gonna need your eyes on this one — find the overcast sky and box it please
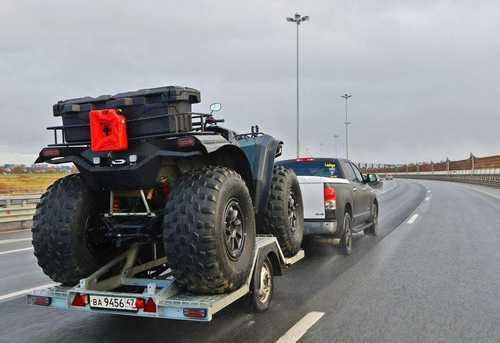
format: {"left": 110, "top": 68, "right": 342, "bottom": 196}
{"left": 1, "top": 0, "right": 499, "bottom": 165}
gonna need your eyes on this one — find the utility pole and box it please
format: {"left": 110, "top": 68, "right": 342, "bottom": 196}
{"left": 287, "top": 13, "right": 309, "bottom": 158}
{"left": 333, "top": 134, "right": 340, "bottom": 157}
{"left": 341, "top": 93, "right": 352, "bottom": 159}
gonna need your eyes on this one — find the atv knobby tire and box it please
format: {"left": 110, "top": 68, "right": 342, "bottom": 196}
{"left": 32, "top": 174, "right": 112, "bottom": 286}
{"left": 262, "top": 166, "right": 304, "bottom": 257}
{"left": 163, "top": 166, "right": 256, "bottom": 294}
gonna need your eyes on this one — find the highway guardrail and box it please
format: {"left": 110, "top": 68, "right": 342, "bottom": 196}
{"left": 0, "top": 194, "right": 41, "bottom": 228}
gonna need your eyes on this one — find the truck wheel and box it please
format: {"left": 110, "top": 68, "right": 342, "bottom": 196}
{"left": 364, "top": 202, "right": 378, "bottom": 236}
{"left": 32, "top": 174, "right": 112, "bottom": 285}
{"left": 163, "top": 166, "right": 256, "bottom": 294}
{"left": 249, "top": 254, "right": 274, "bottom": 313}
{"left": 340, "top": 212, "right": 353, "bottom": 255}
{"left": 262, "top": 166, "right": 304, "bottom": 257}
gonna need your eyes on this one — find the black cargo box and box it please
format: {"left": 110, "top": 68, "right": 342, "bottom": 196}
{"left": 53, "top": 86, "right": 201, "bottom": 143}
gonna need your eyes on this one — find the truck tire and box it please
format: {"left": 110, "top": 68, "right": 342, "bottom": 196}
{"left": 364, "top": 201, "right": 378, "bottom": 235}
{"left": 163, "top": 166, "right": 256, "bottom": 294}
{"left": 262, "top": 166, "right": 304, "bottom": 257}
{"left": 32, "top": 174, "right": 112, "bottom": 285}
{"left": 340, "top": 211, "right": 353, "bottom": 255}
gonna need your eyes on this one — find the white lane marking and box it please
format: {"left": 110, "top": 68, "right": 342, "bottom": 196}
{"left": 0, "top": 283, "right": 58, "bottom": 302}
{"left": 0, "top": 238, "right": 31, "bottom": 245}
{"left": 0, "top": 247, "right": 33, "bottom": 255}
{"left": 425, "top": 196, "right": 431, "bottom": 201}
{"left": 276, "top": 311, "right": 325, "bottom": 343}
{"left": 407, "top": 214, "right": 419, "bottom": 224}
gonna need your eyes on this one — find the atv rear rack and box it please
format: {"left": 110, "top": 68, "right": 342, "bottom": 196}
{"left": 47, "top": 112, "right": 222, "bottom": 147}
{"left": 27, "top": 236, "right": 304, "bottom": 322}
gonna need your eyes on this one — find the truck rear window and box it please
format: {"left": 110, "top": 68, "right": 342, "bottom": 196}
{"left": 279, "top": 159, "right": 341, "bottom": 178}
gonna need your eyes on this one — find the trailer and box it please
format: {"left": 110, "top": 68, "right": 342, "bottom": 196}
{"left": 27, "top": 236, "right": 304, "bottom": 322}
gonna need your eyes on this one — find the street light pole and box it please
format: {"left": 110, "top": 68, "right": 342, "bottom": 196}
{"left": 333, "top": 134, "right": 340, "bottom": 157}
{"left": 341, "top": 93, "right": 352, "bottom": 159}
{"left": 287, "top": 13, "right": 309, "bottom": 158}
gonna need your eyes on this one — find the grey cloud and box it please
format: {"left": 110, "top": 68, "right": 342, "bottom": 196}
{"left": 1, "top": 0, "right": 499, "bottom": 164}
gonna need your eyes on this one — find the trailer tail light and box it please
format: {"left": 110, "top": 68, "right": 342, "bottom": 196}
{"left": 90, "top": 109, "right": 128, "bottom": 152}
{"left": 71, "top": 293, "right": 89, "bottom": 307}
{"left": 135, "top": 298, "right": 145, "bottom": 309}
{"left": 29, "top": 295, "right": 51, "bottom": 306}
{"left": 324, "top": 184, "right": 336, "bottom": 210}
{"left": 183, "top": 308, "right": 207, "bottom": 319}
{"left": 143, "top": 298, "right": 157, "bottom": 313}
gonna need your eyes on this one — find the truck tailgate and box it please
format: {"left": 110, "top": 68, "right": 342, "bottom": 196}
{"left": 298, "top": 177, "right": 325, "bottom": 219}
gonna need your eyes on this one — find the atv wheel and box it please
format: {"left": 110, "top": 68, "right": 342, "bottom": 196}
{"left": 32, "top": 174, "right": 112, "bottom": 285}
{"left": 163, "top": 166, "right": 256, "bottom": 294}
{"left": 262, "top": 166, "right": 304, "bottom": 257}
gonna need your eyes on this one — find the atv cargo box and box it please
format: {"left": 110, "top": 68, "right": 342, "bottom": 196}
{"left": 53, "top": 86, "right": 200, "bottom": 143}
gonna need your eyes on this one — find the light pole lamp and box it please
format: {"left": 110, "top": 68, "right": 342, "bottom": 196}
{"left": 287, "top": 13, "right": 309, "bottom": 158}
{"left": 341, "top": 93, "right": 352, "bottom": 159}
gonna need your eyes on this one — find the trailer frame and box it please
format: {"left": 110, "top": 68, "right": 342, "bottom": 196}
{"left": 27, "top": 235, "right": 304, "bottom": 322}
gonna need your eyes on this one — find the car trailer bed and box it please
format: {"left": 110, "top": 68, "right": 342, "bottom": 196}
{"left": 27, "top": 236, "right": 304, "bottom": 322}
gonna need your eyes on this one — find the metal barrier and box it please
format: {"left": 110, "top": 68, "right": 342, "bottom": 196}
{"left": 393, "top": 173, "right": 500, "bottom": 188}
{"left": 0, "top": 194, "right": 41, "bottom": 225}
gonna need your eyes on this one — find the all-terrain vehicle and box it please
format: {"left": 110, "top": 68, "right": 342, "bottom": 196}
{"left": 33, "top": 85, "right": 304, "bottom": 295}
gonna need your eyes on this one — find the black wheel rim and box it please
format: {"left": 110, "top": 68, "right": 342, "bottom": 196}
{"left": 288, "top": 191, "right": 297, "bottom": 233}
{"left": 223, "top": 199, "right": 246, "bottom": 260}
{"left": 373, "top": 205, "right": 378, "bottom": 225}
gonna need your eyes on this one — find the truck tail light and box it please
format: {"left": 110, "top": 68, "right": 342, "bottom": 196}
{"left": 71, "top": 293, "right": 89, "bottom": 307}
{"left": 90, "top": 109, "right": 128, "bottom": 152}
{"left": 296, "top": 157, "right": 315, "bottom": 162}
{"left": 324, "top": 184, "right": 336, "bottom": 210}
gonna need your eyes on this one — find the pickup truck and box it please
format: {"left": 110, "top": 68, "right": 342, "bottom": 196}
{"left": 277, "top": 157, "right": 379, "bottom": 255}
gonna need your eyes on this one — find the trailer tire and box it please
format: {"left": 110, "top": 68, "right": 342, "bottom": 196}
{"left": 163, "top": 166, "right": 256, "bottom": 294}
{"left": 262, "top": 166, "right": 304, "bottom": 257}
{"left": 32, "top": 174, "right": 112, "bottom": 286}
{"left": 249, "top": 254, "right": 274, "bottom": 313}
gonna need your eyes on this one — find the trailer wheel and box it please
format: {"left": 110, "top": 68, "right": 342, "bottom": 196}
{"left": 250, "top": 254, "right": 274, "bottom": 312}
{"left": 32, "top": 174, "right": 113, "bottom": 285}
{"left": 262, "top": 166, "right": 304, "bottom": 257}
{"left": 163, "top": 166, "right": 256, "bottom": 294}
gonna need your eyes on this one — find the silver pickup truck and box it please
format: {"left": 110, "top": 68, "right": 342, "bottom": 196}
{"left": 277, "top": 157, "right": 379, "bottom": 255}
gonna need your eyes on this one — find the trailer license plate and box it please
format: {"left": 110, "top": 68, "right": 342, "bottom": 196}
{"left": 89, "top": 295, "right": 137, "bottom": 311}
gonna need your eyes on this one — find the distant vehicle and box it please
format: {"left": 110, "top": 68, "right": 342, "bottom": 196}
{"left": 385, "top": 174, "right": 394, "bottom": 180}
{"left": 365, "top": 173, "right": 382, "bottom": 188}
{"left": 277, "top": 157, "right": 379, "bottom": 255}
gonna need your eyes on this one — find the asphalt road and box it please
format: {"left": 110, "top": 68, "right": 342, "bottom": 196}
{"left": 1, "top": 179, "right": 498, "bottom": 342}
